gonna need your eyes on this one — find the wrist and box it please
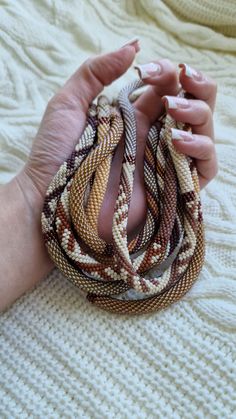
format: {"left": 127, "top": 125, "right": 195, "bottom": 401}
{"left": 0, "top": 170, "right": 54, "bottom": 311}
{"left": 15, "top": 167, "right": 45, "bottom": 217}
{"left": 13, "top": 167, "right": 54, "bottom": 270}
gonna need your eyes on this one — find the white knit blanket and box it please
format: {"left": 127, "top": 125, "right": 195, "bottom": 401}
{"left": 1, "top": 1, "right": 236, "bottom": 417}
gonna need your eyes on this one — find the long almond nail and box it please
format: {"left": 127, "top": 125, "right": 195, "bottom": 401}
{"left": 179, "top": 63, "right": 202, "bottom": 81}
{"left": 163, "top": 96, "right": 189, "bottom": 109}
{"left": 134, "top": 62, "right": 161, "bottom": 79}
{"left": 171, "top": 128, "right": 194, "bottom": 142}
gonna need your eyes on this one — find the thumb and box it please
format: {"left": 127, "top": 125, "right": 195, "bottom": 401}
{"left": 61, "top": 41, "right": 139, "bottom": 111}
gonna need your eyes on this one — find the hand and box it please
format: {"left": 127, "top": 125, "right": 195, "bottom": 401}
{"left": 1, "top": 40, "right": 218, "bottom": 310}
{"left": 20, "top": 43, "right": 218, "bottom": 242}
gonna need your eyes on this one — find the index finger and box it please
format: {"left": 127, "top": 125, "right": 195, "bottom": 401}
{"left": 48, "top": 42, "right": 139, "bottom": 113}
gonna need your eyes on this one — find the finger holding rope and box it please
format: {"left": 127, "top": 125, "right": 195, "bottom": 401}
{"left": 162, "top": 81, "right": 218, "bottom": 190}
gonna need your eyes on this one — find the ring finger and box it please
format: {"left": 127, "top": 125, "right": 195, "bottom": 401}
{"left": 162, "top": 96, "right": 217, "bottom": 188}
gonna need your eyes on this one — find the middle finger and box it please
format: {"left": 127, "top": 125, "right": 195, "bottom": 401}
{"left": 161, "top": 97, "right": 214, "bottom": 139}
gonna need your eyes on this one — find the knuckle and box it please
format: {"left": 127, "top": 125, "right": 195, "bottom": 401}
{"left": 81, "top": 55, "right": 105, "bottom": 87}
{"left": 197, "top": 136, "right": 214, "bottom": 160}
{"left": 158, "top": 59, "right": 178, "bottom": 92}
{"left": 83, "top": 57, "right": 94, "bottom": 71}
{"left": 200, "top": 101, "right": 212, "bottom": 123}
{"left": 208, "top": 78, "right": 218, "bottom": 96}
{"left": 204, "top": 136, "right": 215, "bottom": 155}
{"left": 203, "top": 78, "right": 217, "bottom": 108}
{"left": 163, "top": 63, "right": 177, "bottom": 81}
{"left": 82, "top": 56, "right": 102, "bottom": 81}
{"left": 48, "top": 90, "right": 79, "bottom": 111}
{"left": 165, "top": 69, "right": 178, "bottom": 85}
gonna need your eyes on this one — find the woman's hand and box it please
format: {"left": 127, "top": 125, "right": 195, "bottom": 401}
{"left": 21, "top": 41, "right": 218, "bottom": 241}
{"left": 1, "top": 40, "right": 218, "bottom": 310}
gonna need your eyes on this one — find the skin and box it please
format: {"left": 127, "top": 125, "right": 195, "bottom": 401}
{"left": 0, "top": 42, "right": 218, "bottom": 311}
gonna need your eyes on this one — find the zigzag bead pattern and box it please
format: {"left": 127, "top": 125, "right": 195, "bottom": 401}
{"left": 41, "top": 79, "right": 205, "bottom": 315}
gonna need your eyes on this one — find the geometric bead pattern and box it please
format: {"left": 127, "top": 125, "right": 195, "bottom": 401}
{"left": 41, "top": 80, "right": 205, "bottom": 315}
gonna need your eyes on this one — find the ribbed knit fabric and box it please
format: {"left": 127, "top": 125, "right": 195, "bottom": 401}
{"left": 1, "top": 0, "right": 236, "bottom": 417}
{"left": 164, "top": 0, "right": 236, "bottom": 37}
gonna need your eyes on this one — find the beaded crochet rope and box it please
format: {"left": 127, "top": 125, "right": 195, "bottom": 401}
{"left": 41, "top": 79, "right": 205, "bottom": 315}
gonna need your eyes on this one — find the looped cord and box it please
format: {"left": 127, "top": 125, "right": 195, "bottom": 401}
{"left": 42, "top": 80, "right": 205, "bottom": 315}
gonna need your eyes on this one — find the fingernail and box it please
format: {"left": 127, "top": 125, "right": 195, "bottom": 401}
{"left": 171, "top": 128, "right": 194, "bottom": 142}
{"left": 163, "top": 96, "right": 189, "bottom": 109}
{"left": 134, "top": 62, "right": 161, "bottom": 79}
{"left": 179, "top": 63, "right": 202, "bottom": 81}
{"left": 121, "top": 37, "right": 140, "bottom": 52}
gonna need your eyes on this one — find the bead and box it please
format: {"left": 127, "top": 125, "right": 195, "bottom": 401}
{"left": 41, "top": 80, "right": 205, "bottom": 315}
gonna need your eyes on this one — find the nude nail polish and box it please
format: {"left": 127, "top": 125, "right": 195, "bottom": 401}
{"left": 179, "top": 63, "right": 202, "bottom": 81}
{"left": 171, "top": 128, "right": 194, "bottom": 142}
{"left": 121, "top": 37, "right": 140, "bottom": 49}
{"left": 163, "top": 96, "right": 189, "bottom": 109}
{"left": 134, "top": 62, "right": 161, "bottom": 79}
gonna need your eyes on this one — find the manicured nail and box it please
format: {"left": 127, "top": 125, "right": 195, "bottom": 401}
{"left": 171, "top": 128, "right": 194, "bottom": 142}
{"left": 134, "top": 62, "right": 161, "bottom": 79}
{"left": 179, "top": 63, "right": 202, "bottom": 81}
{"left": 121, "top": 37, "right": 140, "bottom": 52}
{"left": 163, "top": 96, "right": 189, "bottom": 109}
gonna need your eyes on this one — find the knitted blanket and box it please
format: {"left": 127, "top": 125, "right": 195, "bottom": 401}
{"left": 1, "top": 1, "right": 236, "bottom": 417}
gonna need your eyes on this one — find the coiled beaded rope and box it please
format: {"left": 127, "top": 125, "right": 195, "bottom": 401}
{"left": 41, "top": 79, "right": 205, "bottom": 315}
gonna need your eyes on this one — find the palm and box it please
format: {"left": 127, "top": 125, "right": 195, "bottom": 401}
{"left": 28, "top": 100, "right": 87, "bottom": 188}
{"left": 28, "top": 96, "right": 157, "bottom": 241}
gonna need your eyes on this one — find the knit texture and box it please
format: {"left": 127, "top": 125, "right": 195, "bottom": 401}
{"left": 164, "top": 0, "right": 236, "bottom": 37}
{"left": 0, "top": 0, "right": 236, "bottom": 417}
